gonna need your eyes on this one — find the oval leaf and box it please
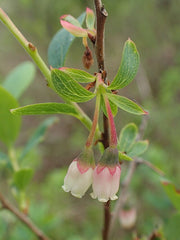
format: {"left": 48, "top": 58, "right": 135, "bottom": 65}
{"left": 128, "top": 140, "right": 149, "bottom": 157}
{"left": 48, "top": 12, "right": 86, "bottom": 68}
{"left": 118, "top": 123, "right": 138, "bottom": 152}
{"left": 107, "top": 93, "right": 147, "bottom": 115}
{"left": 0, "top": 86, "right": 21, "bottom": 147}
{"left": 13, "top": 168, "right": 33, "bottom": 190}
{"left": 11, "top": 103, "right": 79, "bottom": 117}
{"left": 51, "top": 69, "right": 95, "bottom": 102}
{"left": 59, "top": 67, "right": 95, "bottom": 83}
{"left": 161, "top": 181, "right": 180, "bottom": 212}
{"left": 3, "top": 61, "right": 36, "bottom": 99}
{"left": 108, "top": 39, "right": 140, "bottom": 90}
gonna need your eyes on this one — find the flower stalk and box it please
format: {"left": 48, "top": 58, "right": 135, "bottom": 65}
{"left": 103, "top": 94, "right": 117, "bottom": 148}
{"left": 86, "top": 76, "right": 101, "bottom": 148}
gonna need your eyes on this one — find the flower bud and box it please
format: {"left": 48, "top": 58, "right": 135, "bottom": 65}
{"left": 62, "top": 148, "right": 95, "bottom": 198}
{"left": 119, "top": 208, "right": 137, "bottom": 229}
{"left": 82, "top": 46, "right": 94, "bottom": 69}
{"left": 91, "top": 147, "right": 121, "bottom": 202}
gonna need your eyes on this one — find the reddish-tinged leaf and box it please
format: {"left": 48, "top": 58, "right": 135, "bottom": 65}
{"left": 60, "top": 19, "right": 87, "bottom": 37}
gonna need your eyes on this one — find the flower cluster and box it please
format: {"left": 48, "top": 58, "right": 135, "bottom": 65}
{"left": 62, "top": 74, "right": 121, "bottom": 202}
{"left": 62, "top": 147, "right": 121, "bottom": 202}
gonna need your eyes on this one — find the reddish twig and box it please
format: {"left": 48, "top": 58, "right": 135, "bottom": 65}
{"left": 0, "top": 193, "right": 51, "bottom": 240}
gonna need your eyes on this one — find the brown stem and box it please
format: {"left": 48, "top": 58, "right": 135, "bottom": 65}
{"left": 102, "top": 201, "right": 111, "bottom": 240}
{"left": 94, "top": 0, "right": 108, "bottom": 72}
{"left": 0, "top": 193, "right": 51, "bottom": 240}
{"left": 94, "top": 1, "right": 109, "bottom": 240}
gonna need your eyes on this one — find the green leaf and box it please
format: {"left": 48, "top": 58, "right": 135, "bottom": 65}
{"left": 48, "top": 12, "right": 86, "bottom": 68}
{"left": 51, "top": 69, "right": 95, "bottom": 102}
{"left": 86, "top": 8, "right": 95, "bottom": 30}
{"left": 119, "top": 151, "right": 133, "bottom": 161}
{"left": 13, "top": 168, "right": 33, "bottom": 190}
{"left": 128, "top": 140, "right": 149, "bottom": 157}
{"left": 161, "top": 181, "right": 180, "bottom": 212}
{"left": 59, "top": 68, "right": 95, "bottom": 83}
{"left": 108, "top": 39, "right": 140, "bottom": 90}
{"left": 118, "top": 123, "right": 138, "bottom": 152}
{"left": 100, "top": 95, "right": 118, "bottom": 117}
{"left": 0, "top": 86, "right": 21, "bottom": 147}
{"left": 2, "top": 61, "right": 36, "bottom": 99}
{"left": 11, "top": 103, "right": 79, "bottom": 117}
{"left": 62, "top": 15, "right": 82, "bottom": 28}
{"left": 107, "top": 93, "right": 147, "bottom": 115}
{"left": 164, "top": 213, "right": 180, "bottom": 240}
{"left": 19, "top": 117, "right": 57, "bottom": 161}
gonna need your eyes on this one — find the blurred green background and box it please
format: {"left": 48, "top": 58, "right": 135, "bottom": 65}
{"left": 0, "top": 0, "right": 180, "bottom": 239}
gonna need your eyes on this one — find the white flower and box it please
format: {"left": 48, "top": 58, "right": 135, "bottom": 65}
{"left": 62, "top": 160, "right": 93, "bottom": 198}
{"left": 91, "top": 164, "right": 121, "bottom": 202}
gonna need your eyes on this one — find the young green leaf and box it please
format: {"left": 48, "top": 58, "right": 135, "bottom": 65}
{"left": 61, "top": 15, "right": 82, "bottom": 28}
{"left": 118, "top": 123, "right": 138, "bottom": 152}
{"left": 119, "top": 151, "right": 133, "bottom": 161}
{"left": 51, "top": 69, "right": 95, "bottom": 102}
{"left": 11, "top": 103, "right": 79, "bottom": 117}
{"left": 107, "top": 93, "right": 147, "bottom": 115}
{"left": 128, "top": 140, "right": 149, "bottom": 157}
{"left": 48, "top": 12, "right": 86, "bottom": 68}
{"left": 86, "top": 8, "right": 95, "bottom": 30}
{"left": 19, "top": 117, "right": 57, "bottom": 161}
{"left": 108, "top": 39, "right": 140, "bottom": 90}
{"left": 0, "top": 86, "right": 21, "bottom": 147}
{"left": 60, "top": 16, "right": 87, "bottom": 37}
{"left": 2, "top": 61, "right": 36, "bottom": 99}
{"left": 59, "top": 67, "right": 95, "bottom": 83}
{"left": 161, "top": 181, "right": 180, "bottom": 212}
{"left": 100, "top": 95, "right": 118, "bottom": 117}
{"left": 13, "top": 168, "right": 33, "bottom": 190}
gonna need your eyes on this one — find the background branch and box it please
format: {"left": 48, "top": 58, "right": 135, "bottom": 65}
{"left": 0, "top": 193, "right": 51, "bottom": 240}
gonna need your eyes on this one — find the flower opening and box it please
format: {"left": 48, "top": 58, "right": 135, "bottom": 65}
{"left": 91, "top": 147, "right": 121, "bottom": 202}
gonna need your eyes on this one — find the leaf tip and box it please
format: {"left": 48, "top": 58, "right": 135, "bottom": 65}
{"left": 59, "top": 67, "right": 68, "bottom": 71}
{"left": 86, "top": 7, "right": 93, "bottom": 14}
{"left": 10, "top": 108, "right": 15, "bottom": 114}
{"left": 60, "top": 14, "right": 68, "bottom": 20}
{"left": 143, "top": 110, "right": 149, "bottom": 115}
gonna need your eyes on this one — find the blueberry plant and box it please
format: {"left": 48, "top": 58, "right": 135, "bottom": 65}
{"left": 0, "top": 1, "right": 179, "bottom": 240}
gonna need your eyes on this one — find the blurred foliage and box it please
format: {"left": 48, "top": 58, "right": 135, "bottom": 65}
{"left": 0, "top": 0, "right": 180, "bottom": 239}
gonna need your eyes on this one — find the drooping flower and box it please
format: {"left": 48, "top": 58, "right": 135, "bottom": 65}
{"left": 62, "top": 147, "right": 95, "bottom": 198}
{"left": 91, "top": 147, "right": 121, "bottom": 202}
{"left": 119, "top": 207, "right": 137, "bottom": 229}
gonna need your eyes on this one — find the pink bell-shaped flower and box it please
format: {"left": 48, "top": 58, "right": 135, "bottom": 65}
{"left": 119, "top": 207, "right": 137, "bottom": 229}
{"left": 62, "top": 147, "right": 95, "bottom": 198}
{"left": 91, "top": 147, "right": 121, "bottom": 202}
